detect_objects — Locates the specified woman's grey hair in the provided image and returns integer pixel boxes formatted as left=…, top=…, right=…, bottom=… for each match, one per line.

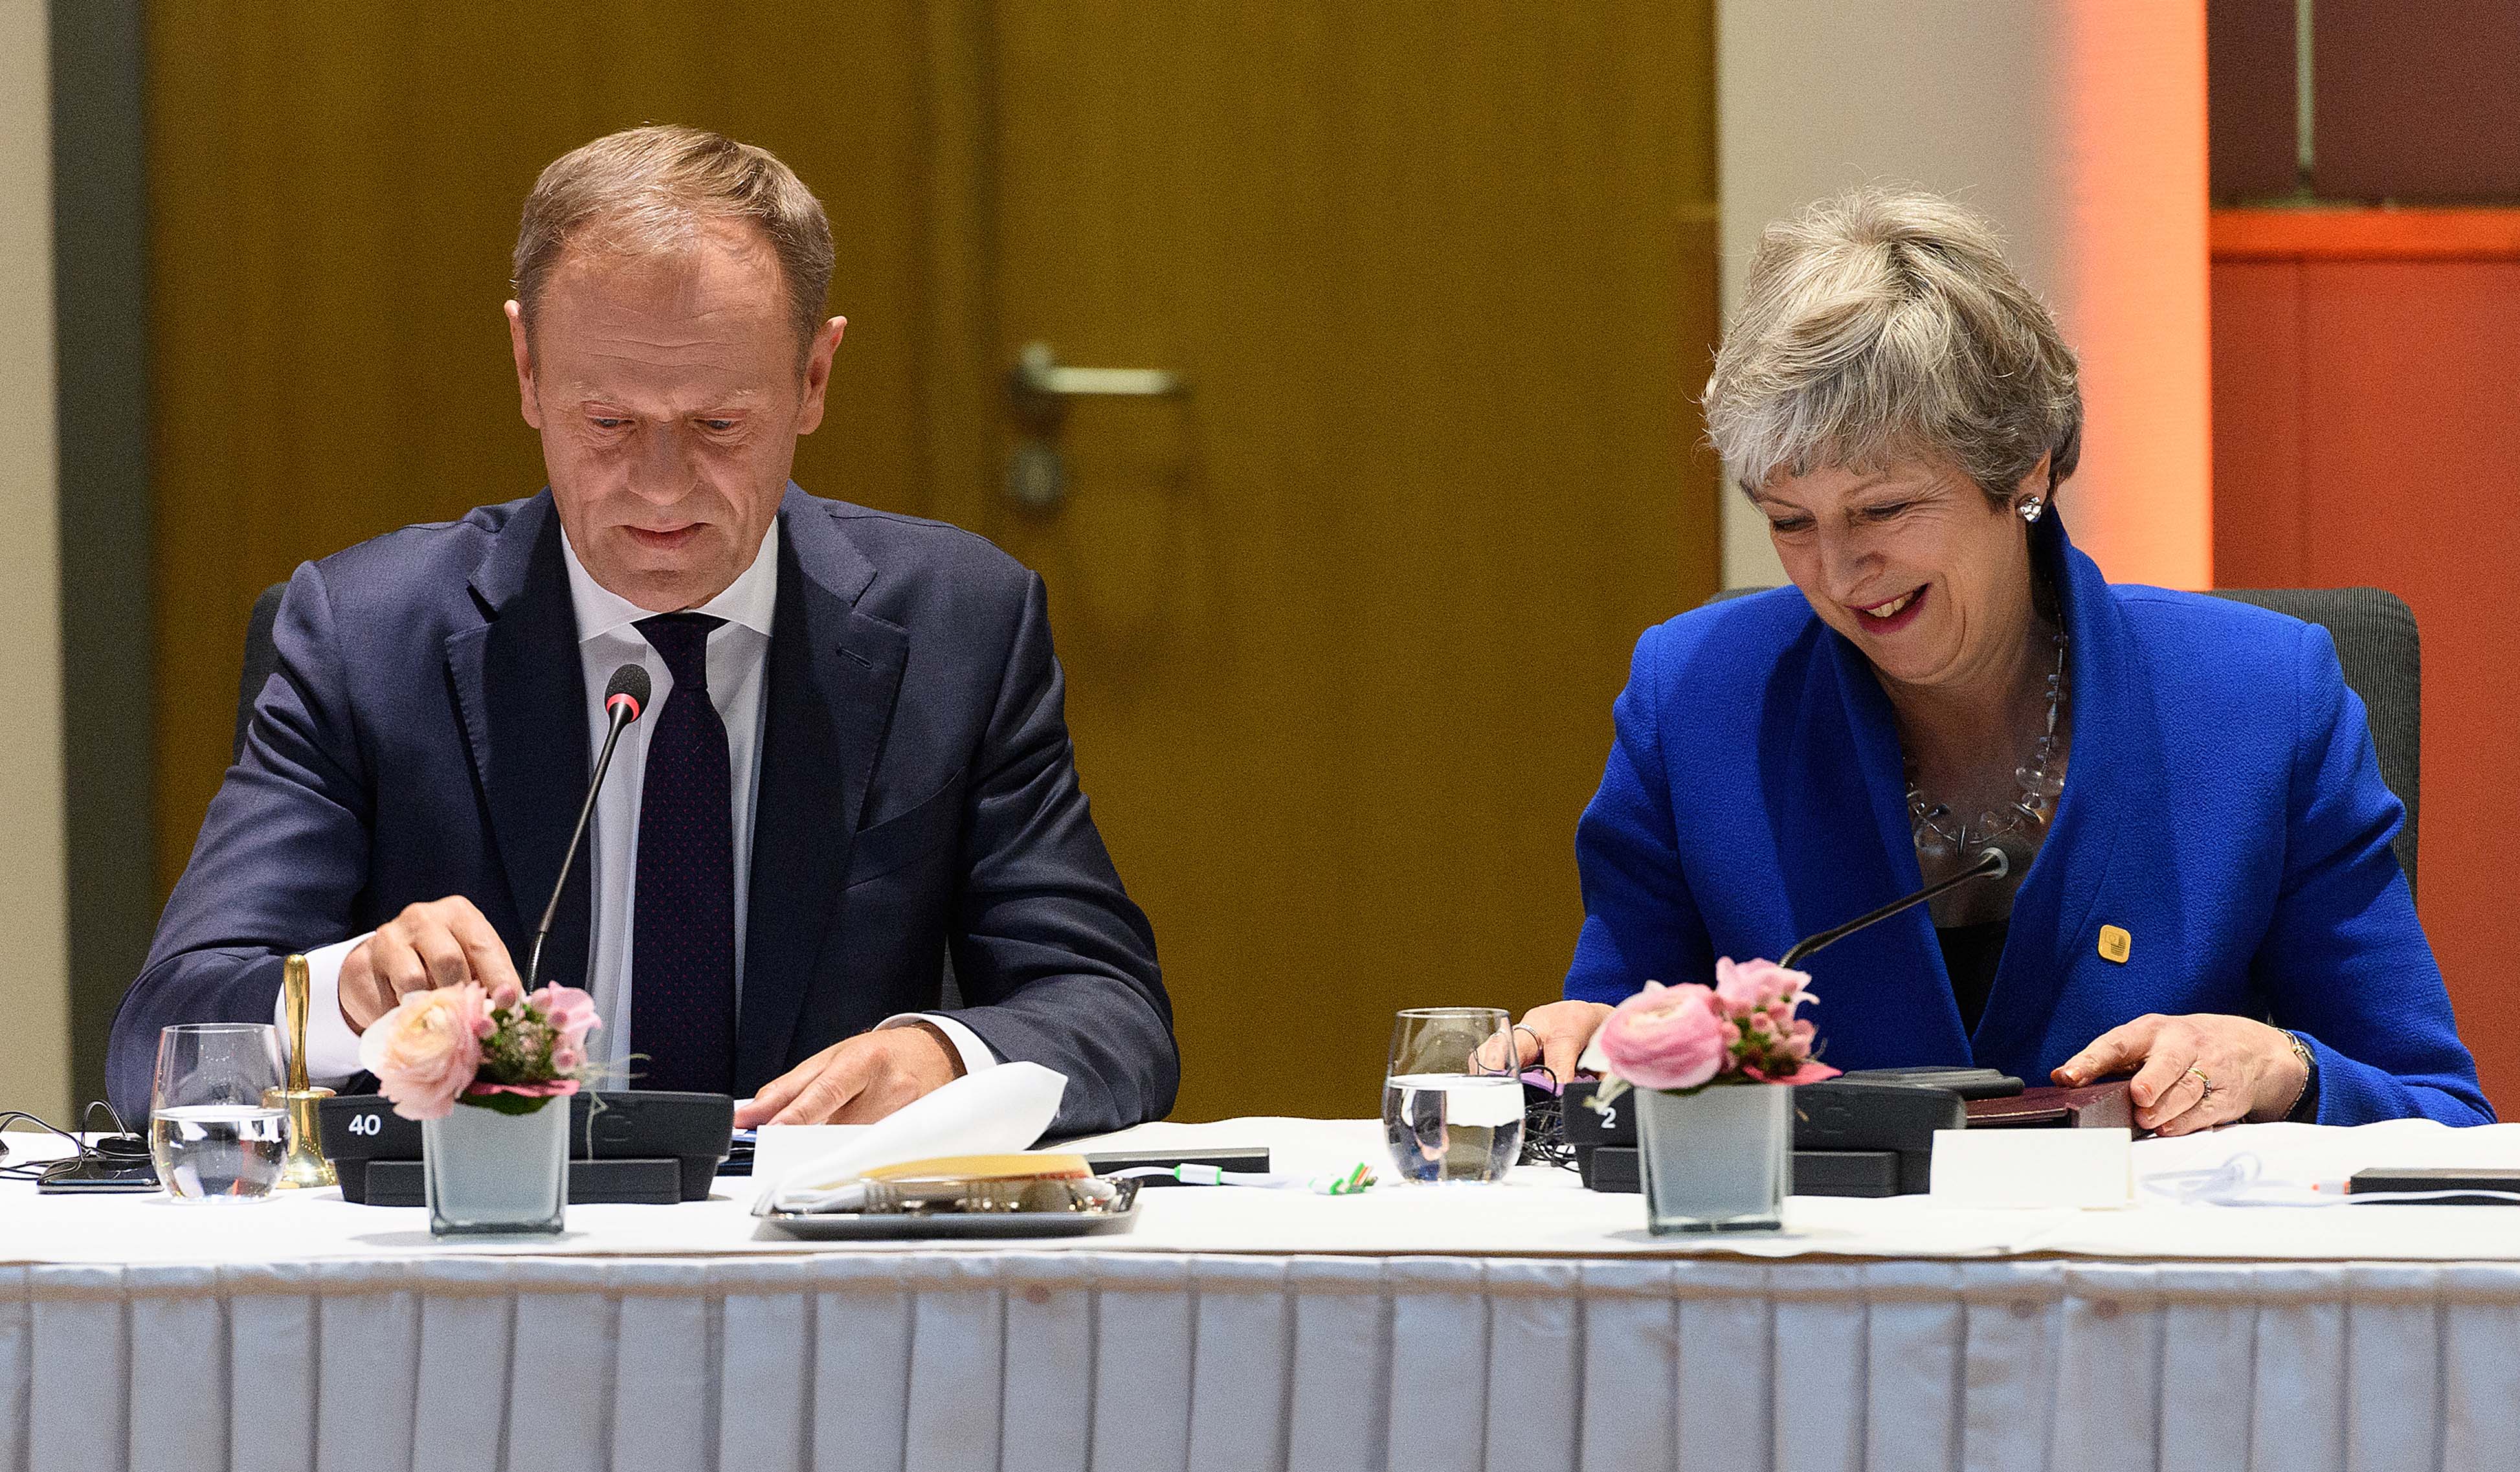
left=1702, top=188, right=2082, bottom=504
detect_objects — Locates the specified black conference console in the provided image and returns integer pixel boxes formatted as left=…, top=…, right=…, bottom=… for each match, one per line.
left=1561, top=1076, right=1983, bottom=1198
left=318, top=1091, right=734, bottom=1205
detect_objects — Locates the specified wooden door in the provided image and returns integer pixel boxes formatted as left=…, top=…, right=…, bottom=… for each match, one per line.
left=921, top=4, right=1721, bottom=1119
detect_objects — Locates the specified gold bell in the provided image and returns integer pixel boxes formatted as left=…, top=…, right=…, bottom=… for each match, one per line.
left=264, top=953, right=338, bottom=1190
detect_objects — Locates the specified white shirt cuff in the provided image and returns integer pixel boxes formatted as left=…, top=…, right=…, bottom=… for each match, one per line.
left=273, top=934, right=374, bottom=1086
left=878, top=1012, right=998, bottom=1076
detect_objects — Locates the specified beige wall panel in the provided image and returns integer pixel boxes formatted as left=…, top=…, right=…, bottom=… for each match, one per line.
left=1717, top=0, right=2211, bottom=592
left=0, top=0, right=71, bottom=1122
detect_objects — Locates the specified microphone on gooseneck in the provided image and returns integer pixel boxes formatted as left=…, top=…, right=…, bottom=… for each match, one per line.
left=1777, top=834, right=2031, bottom=969
left=522, top=662, right=651, bottom=991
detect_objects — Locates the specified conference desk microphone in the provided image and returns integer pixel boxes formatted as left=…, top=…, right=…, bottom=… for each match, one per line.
left=522, top=662, right=649, bottom=992
left=1777, top=834, right=2030, bottom=968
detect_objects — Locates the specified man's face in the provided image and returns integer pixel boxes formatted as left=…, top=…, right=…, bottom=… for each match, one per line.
left=506, top=219, right=843, bottom=611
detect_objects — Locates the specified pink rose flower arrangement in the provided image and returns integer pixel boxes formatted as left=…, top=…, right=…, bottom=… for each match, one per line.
left=357, top=980, right=601, bottom=1121
left=1587, top=957, right=1839, bottom=1108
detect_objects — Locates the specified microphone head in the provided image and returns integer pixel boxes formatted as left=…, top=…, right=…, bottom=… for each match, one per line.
left=1973, top=832, right=2036, bottom=880
left=603, top=662, right=652, bottom=722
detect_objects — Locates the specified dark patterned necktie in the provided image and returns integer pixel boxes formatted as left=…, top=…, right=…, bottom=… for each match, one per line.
left=630, top=612, right=735, bottom=1094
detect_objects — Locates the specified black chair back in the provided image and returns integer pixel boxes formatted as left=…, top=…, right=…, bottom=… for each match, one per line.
left=234, top=581, right=289, bottom=764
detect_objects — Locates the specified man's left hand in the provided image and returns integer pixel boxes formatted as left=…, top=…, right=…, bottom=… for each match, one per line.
left=733, top=1023, right=965, bottom=1127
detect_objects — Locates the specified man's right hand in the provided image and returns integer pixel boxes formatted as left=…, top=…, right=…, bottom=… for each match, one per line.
left=339, top=896, right=522, bottom=1033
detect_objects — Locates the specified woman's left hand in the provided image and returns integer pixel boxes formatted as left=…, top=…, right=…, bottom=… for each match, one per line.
left=2052, top=1013, right=2309, bottom=1135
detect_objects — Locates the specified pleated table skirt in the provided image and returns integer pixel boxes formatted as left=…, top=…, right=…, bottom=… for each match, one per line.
left=7, top=1253, right=2517, bottom=1472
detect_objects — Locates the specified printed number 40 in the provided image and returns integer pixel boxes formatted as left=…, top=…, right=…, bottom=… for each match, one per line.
left=346, top=1112, right=382, bottom=1137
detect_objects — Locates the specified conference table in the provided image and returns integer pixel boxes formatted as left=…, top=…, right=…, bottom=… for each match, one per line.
left=8, top=1117, right=2520, bottom=1472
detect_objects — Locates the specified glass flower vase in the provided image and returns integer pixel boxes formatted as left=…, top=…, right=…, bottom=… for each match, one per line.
left=421, top=1095, right=568, bottom=1236
left=1634, top=1081, right=1792, bottom=1233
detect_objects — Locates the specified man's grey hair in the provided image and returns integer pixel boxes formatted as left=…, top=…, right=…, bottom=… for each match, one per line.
left=1702, top=188, right=2082, bottom=504
left=514, top=125, right=834, bottom=369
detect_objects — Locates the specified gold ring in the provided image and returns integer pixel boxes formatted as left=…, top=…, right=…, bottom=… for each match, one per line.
left=2185, top=1065, right=2214, bottom=1098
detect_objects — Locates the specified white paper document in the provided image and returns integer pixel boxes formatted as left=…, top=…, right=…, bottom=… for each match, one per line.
left=750, top=1062, right=1069, bottom=1214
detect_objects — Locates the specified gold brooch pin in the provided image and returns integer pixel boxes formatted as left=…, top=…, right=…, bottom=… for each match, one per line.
left=2097, top=925, right=2132, bottom=964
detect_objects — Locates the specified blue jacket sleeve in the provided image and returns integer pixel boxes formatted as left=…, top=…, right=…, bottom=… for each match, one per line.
left=1565, top=626, right=1713, bottom=1005
left=2257, top=621, right=2491, bottom=1125
left=106, top=563, right=376, bottom=1120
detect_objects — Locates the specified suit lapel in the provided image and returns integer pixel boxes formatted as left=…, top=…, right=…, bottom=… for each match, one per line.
left=734, top=489, right=907, bottom=1089
left=1974, top=512, right=2141, bottom=1061
left=444, top=493, right=594, bottom=985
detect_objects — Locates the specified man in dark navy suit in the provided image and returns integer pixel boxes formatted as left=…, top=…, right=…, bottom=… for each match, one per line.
left=109, top=126, right=1176, bottom=1135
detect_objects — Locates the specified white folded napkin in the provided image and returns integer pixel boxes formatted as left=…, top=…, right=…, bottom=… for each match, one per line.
left=750, top=1062, right=1069, bottom=1214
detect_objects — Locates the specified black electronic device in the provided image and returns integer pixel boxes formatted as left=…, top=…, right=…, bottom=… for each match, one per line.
left=2348, top=1167, right=2520, bottom=1205
left=1075, top=1145, right=1273, bottom=1184
left=37, top=1130, right=159, bottom=1192
left=1583, top=1144, right=1904, bottom=1198
left=320, top=1090, right=732, bottom=1204
left=361, top=1157, right=686, bottom=1207
left=1562, top=1079, right=1965, bottom=1198
left=37, top=1134, right=161, bottom=1194
left=1836, top=1067, right=2025, bottom=1100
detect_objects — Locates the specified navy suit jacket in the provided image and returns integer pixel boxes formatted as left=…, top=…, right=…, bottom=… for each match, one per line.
left=1566, top=513, right=2490, bottom=1126
left=111, top=487, right=1178, bottom=1134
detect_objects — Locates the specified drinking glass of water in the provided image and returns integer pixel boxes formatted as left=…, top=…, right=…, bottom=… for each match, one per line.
left=1383, top=1007, right=1524, bottom=1183
left=150, top=1023, right=288, bottom=1201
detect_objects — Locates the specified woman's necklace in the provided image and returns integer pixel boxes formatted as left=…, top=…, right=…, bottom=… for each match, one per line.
left=1906, top=625, right=2069, bottom=865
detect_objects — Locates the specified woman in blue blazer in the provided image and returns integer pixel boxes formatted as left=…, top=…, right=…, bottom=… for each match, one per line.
left=1515, top=190, right=2488, bottom=1131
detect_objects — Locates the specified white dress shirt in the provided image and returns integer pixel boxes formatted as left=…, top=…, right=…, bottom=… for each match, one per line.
left=285, top=521, right=995, bottom=1086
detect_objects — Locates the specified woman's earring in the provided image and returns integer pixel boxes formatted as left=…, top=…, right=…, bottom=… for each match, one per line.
left=2019, top=498, right=2045, bottom=524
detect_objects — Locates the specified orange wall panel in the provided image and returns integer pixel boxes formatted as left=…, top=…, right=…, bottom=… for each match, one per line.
left=2213, top=256, right=2520, bottom=1114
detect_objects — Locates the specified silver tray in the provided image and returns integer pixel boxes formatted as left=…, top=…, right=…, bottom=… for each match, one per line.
left=757, top=1180, right=1142, bottom=1240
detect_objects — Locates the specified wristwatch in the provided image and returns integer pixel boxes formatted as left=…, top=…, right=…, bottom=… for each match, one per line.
left=2279, top=1031, right=2320, bottom=1122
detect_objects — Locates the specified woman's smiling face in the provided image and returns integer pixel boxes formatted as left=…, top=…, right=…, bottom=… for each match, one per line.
left=1753, top=456, right=2042, bottom=695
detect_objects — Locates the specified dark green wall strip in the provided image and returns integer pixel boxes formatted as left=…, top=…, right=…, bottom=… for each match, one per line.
left=50, top=0, right=155, bottom=1112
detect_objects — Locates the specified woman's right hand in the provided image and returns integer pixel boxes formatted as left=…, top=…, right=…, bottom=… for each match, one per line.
left=1511, top=999, right=1615, bottom=1087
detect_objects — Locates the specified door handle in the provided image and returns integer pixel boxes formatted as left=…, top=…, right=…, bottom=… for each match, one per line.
left=1012, top=342, right=1182, bottom=401
left=1005, top=342, right=1186, bottom=509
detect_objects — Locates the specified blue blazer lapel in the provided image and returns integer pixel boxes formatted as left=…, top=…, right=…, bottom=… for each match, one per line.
left=443, top=492, right=594, bottom=983
left=733, top=489, right=908, bottom=1088
left=1972, top=513, right=2145, bottom=1061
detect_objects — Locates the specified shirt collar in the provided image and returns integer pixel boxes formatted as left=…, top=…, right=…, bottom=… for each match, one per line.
left=559, top=519, right=781, bottom=645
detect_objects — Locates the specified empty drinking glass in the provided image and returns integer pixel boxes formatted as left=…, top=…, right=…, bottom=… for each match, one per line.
left=149, top=1023, right=288, bottom=1201
left=1383, top=1007, right=1524, bottom=1183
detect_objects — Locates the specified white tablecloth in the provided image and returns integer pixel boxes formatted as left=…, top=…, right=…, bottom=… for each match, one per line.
left=9, top=1118, right=2520, bottom=1471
